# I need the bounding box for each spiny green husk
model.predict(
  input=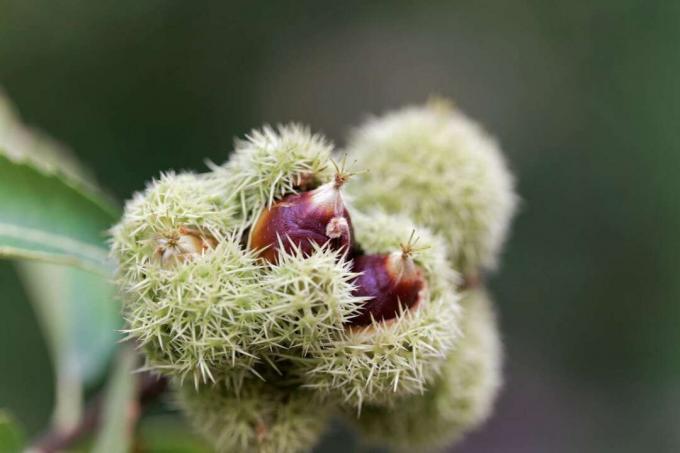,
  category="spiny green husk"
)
[111,171,367,387]
[346,100,518,273]
[177,379,331,453]
[256,243,365,355]
[293,211,461,409]
[110,114,514,452]
[111,171,238,278]
[111,172,264,386]
[121,237,265,387]
[213,124,335,225]
[352,288,502,451]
